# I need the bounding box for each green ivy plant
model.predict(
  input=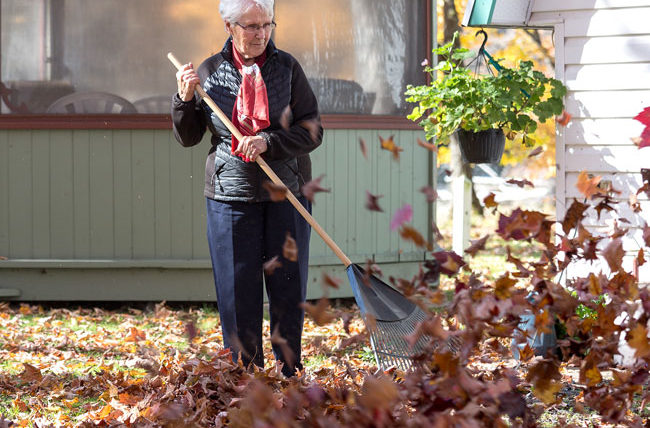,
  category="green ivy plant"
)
[405,32,567,146]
